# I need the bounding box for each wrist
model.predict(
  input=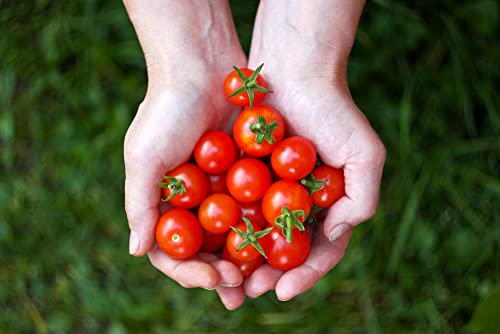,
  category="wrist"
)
[124,0,245,86]
[249,0,364,85]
